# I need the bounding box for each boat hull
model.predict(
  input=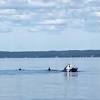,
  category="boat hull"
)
[70,68,78,72]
